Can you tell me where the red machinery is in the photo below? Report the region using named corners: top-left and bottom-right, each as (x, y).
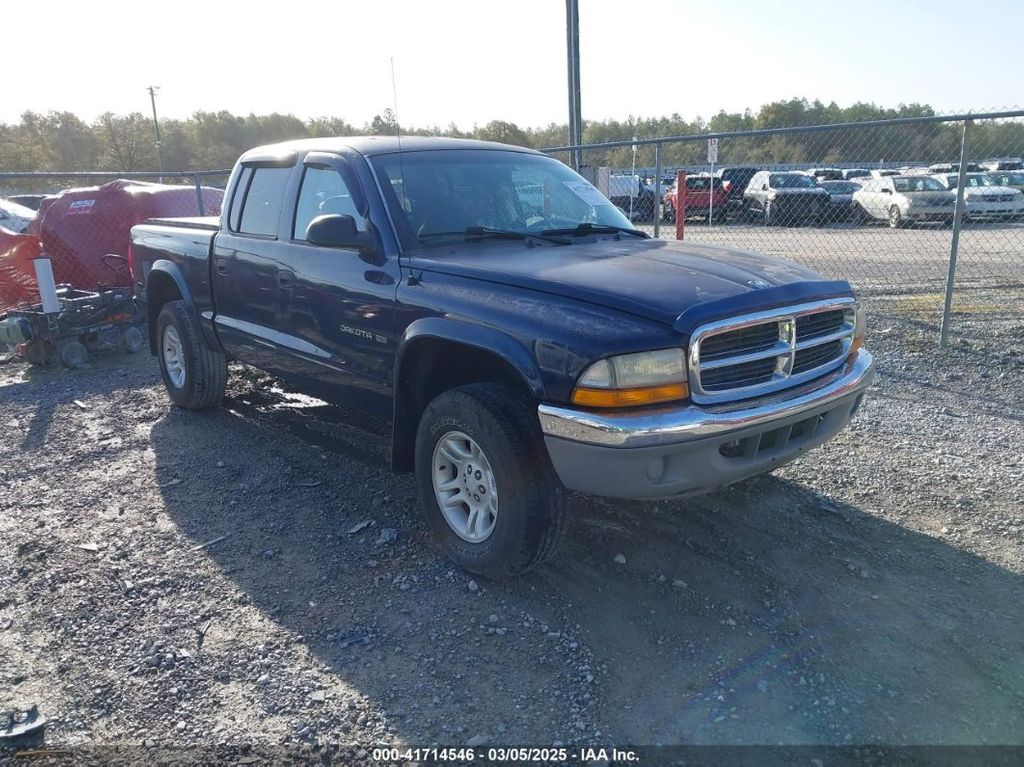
top-left (1, 179), bottom-right (223, 314)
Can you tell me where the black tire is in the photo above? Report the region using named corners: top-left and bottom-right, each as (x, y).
top-left (414, 383), bottom-right (568, 579)
top-left (24, 340), bottom-right (54, 366)
top-left (155, 300), bottom-right (227, 409)
top-left (662, 202), bottom-right (675, 222)
top-left (888, 205), bottom-right (903, 229)
top-left (763, 201), bottom-right (774, 226)
top-left (58, 339), bottom-right (88, 369)
top-left (122, 325), bottom-right (144, 354)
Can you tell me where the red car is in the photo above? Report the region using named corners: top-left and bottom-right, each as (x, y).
top-left (662, 175), bottom-right (731, 222)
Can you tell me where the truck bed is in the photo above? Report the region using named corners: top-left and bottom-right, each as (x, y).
top-left (141, 216), bottom-right (221, 231)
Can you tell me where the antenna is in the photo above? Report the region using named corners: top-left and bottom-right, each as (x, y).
top-left (390, 57), bottom-right (402, 151)
top-left (390, 57), bottom-right (408, 218)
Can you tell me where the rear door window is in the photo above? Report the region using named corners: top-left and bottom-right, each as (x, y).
top-left (238, 166), bottom-right (292, 237)
top-left (228, 166), bottom-right (253, 232)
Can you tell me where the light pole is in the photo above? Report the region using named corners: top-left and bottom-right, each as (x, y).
top-left (565, 0), bottom-right (582, 169)
top-left (147, 85), bottom-right (164, 182)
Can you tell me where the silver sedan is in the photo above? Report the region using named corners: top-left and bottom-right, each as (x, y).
top-left (853, 175), bottom-right (956, 228)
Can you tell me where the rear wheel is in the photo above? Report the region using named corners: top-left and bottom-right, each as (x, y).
top-left (58, 339), bottom-right (88, 369)
top-left (122, 325), bottom-right (144, 354)
top-left (156, 300), bottom-right (226, 409)
top-left (415, 383), bottom-right (568, 579)
top-left (888, 205), bottom-right (904, 229)
top-left (763, 201), bottom-right (775, 226)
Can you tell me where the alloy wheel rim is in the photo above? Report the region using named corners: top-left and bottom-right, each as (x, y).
top-left (431, 430), bottom-right (498, 543)
top-left (162, 325), bottom-right (186, 389)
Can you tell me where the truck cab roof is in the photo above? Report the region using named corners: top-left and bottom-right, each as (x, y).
top-left (238, 136), bottom-right (543, 164)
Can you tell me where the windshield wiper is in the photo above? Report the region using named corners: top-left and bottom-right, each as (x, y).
top-left (418, 227), bottom-right (569, 245)
top-left (538, 223), bottom-right (648, 239)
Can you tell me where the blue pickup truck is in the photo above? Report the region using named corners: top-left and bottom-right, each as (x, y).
top-left (130, 136), bottom-right (874, 578)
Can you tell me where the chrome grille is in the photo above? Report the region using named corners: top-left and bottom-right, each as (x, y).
top-left (688, 299), bottom-right (856, 404)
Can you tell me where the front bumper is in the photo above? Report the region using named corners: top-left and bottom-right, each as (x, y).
top-left (538, 350), bottom-right (874, 499)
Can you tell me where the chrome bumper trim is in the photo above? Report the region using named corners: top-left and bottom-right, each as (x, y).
top-left (538, 350), bottom-right (874, 448)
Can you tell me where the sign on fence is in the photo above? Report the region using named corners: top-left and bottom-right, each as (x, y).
top-left (707, 137), bottom-right (719, 164)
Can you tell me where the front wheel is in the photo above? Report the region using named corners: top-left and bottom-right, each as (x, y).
top-left (156, 300), bottom-right (227, 409)
top-left (888, 205), bottom-right (904, 229)
top-left (763, 201), bottom-right (775, 226)
top-left (414, 384), bottom-right (568, 579)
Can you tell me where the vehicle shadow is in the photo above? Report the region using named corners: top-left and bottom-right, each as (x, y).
top-left (0, 354), bottom-right (152, 451)
top-left (148, 406), bottom-right (1024, 746)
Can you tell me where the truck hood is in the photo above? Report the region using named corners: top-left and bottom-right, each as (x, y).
top-left (407, 238), bottom-right (849, 328)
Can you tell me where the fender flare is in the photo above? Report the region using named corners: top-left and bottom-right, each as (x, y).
top-left (144, 260), bottom-right (212, 353)
top-left (390, 317), bottom-right (546, 472)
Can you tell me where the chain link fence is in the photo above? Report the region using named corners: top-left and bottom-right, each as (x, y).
top-left (0, 171), bottom-right (229, 312)
top-left (545, 109), bottom-right (1024, 343)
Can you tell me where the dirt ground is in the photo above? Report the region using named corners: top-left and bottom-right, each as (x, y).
top-left (1, 294), bottom-right (1022, 754)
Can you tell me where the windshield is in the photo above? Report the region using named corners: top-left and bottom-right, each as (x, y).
top-left (686, 177), bottom-right (718, 190)
top-left (0, 198), bottom-right (36, 219)
top-left (960, 174), bottom-right (996, 188)
top-left (894, 177), bottom-right (945, 192)
top-left (369, 149), bottom-right (634, 245)
top-left (821, 181), bottom-right (858, 194)
top-left (770, 174), bottom-right (817, 189)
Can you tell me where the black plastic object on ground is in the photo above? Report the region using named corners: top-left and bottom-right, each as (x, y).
top-left (1, 704), bottom-right (47, 740)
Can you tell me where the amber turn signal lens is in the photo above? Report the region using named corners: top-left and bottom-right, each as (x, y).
top-left (571, 382), bottom-right (689, 408)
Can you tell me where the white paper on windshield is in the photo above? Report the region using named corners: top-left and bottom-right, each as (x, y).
top-left (563, 180), bottom-right (610, 207)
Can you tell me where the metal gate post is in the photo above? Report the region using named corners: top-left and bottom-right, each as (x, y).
top-left (675, 170), bottom-right (687, 240)
top-left (193, 173), bottom-right (205, 215)
top-left (940, 119), bottom-right (971, 347)
top-left (653, 143), bottom-right (662, 238)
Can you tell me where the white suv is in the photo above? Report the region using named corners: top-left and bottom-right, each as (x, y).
top-left (932, 173), bottom-right (1024, 220)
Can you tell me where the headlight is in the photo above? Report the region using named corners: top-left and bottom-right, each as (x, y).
top-left (572, 349), bottom-right (688, 408)
top-left (849, 301), bottom-right (867, 358)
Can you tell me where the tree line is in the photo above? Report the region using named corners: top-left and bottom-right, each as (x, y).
top-left (0, 99), bottom-right (1020, 188)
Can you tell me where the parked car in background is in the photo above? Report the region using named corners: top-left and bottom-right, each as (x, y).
top-left (5, 194), bottom-right (49, 211)
top-left (609, 174), bottom-right (656, 221)
top-left (805, 168), bottom-right (845, 181)
top-left (931, 173), bottom-right (1024, 220)
top-left (662, 174), bottom-right (729, 222)
top-left (744, 171), bottom-right (829, 226)
top-left (928, 162), bottom-right (983, 174)
top-left (818, 180), bottom-right (861, 222)
top-left (981, 158), bottom-right (1023, 172)
top-left (989, 171), bottom-right (1024, 194)
top-left (853, 175), bottom-right (956, 228)
top-left (0, 198), bottom-right (37, 233)
top-left (868, 169), bottom-right (901, 179)
top-left (842, 168), bottom-right (871, 180)
top-left (715, 166), bottom-right (761, 216)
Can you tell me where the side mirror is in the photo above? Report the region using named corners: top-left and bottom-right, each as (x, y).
top-left (305, 214), bottom-right (377, 255)
top-left (881, 188), bottom-right (892, 194)
top-left (761, 183), bottom-right (769, 191)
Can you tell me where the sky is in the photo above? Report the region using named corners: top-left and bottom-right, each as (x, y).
top-left (5, 0), bottom-right (1021, 129)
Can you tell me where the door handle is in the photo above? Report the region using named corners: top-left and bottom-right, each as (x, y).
top-left (215, 259), bottom-right (229, 276)
top-left (277, 269), bottom-right (295, 289)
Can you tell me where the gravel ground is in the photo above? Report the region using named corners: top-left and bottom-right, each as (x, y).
top-left (1, 293), bottom-right (1022, 754)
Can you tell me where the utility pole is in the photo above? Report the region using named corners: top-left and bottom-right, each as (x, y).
top-left (147, 85), bottom-right (164, 182)
top-left (565, 0), bottom-right (582, 170)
